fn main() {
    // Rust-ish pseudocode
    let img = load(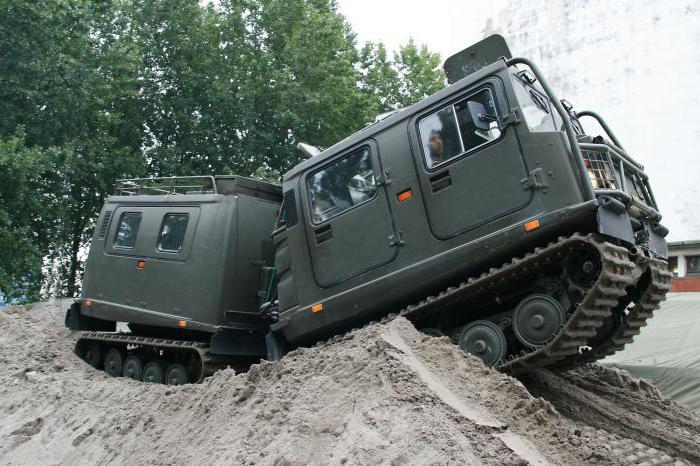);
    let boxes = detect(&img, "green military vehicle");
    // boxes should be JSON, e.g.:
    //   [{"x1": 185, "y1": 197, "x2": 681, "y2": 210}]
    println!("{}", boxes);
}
[{"x1": 66, "y1": 35, "x2": 670, "y2": 384}]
